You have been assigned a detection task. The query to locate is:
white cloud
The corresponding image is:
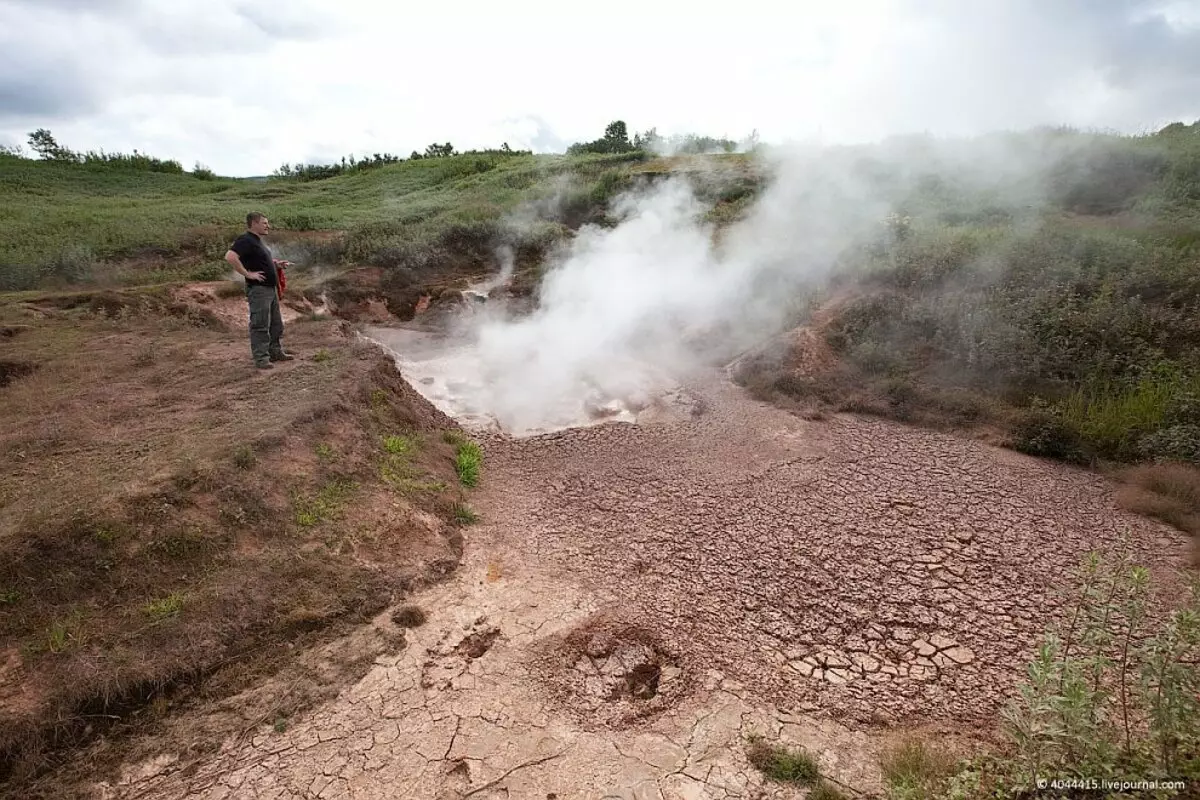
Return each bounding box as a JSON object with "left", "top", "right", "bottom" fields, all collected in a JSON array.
[{"left": 1, "top": 0, "right": 1197, "bottom": 175}]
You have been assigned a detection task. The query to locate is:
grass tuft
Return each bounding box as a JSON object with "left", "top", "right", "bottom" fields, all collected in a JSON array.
[
  {"left": 452, "top": 503, "right": 479, "bottom": 525},
  {"left": 454, "top": 440, "right": 483, "bottom": 487},
  {"left": 746, "top": 737, "right": 820, "bottom": 785},
  {"left": 880, "top": 738, "right": 959, "bottom": 799},
  {"left": 383, "top": 434, "right": 417, "bottom": 455}
]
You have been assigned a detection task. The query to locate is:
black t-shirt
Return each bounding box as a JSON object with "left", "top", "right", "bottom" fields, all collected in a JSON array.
[{"left": 230, "top": 232, "right": 277, "bottom": 288}]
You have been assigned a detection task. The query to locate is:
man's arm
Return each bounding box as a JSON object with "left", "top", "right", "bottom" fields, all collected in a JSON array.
[{"left": 225, "top": 249, "right": 265, "bottom": 282}]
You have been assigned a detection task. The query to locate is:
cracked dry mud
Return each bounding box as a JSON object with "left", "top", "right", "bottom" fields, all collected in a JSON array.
[{"left": 108, "top": 371, "right": 1191, "bottom": 800}]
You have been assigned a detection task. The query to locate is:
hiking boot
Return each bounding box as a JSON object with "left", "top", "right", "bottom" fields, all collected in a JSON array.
[
  {"left": 255, "top": 361, "right": 274, "bottom": 370},
  {"left": 269, "top": 351, "right": 295, "bottom": 362}
]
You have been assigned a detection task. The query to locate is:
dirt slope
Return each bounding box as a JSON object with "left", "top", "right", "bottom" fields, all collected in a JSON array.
[
  {"left": 0, "top": 287, "right": 474, "bottom": 796},
  {"left": 102, "top": 367, "right": 1191, "bottom": 799}
]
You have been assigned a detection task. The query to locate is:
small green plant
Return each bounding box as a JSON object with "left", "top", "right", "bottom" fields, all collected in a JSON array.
[
  {"left": 272, "top": 716, "right": 288, "bottom": 734},
  {"left": 313, "top": 348, "right": 333, "bottom": 363},
  {"left": 454, "top": 440, "right": 483, "bottom": 487},
  {"left": 315, "top": 443, "right": 335, "bottom": 462},
  {"left": 0, "top": 588, "right": 21, "bottom": 605},
  {"left": 746, "top": 737, "right": 820, "bottom": 785},
  {"left": 442, "top": 429, "right": 468, "bottom": 447},
  {"left": 370, "top": 389, "right": 389, "bottom": 409},
  {"left": 453, "top": 503, "right": 479, "bottom": 525},
  {"left": 144, "top": 592, "right": 185, "bottom": 623},
  {"left": 294, "top": 478, "right": 357, "bottom": 527},
  {"left": 233, "top": 445, "right": 256, "bottom": 470}
]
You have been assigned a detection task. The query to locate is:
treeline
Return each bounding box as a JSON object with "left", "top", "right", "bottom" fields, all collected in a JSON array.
[
  {"left": 272, "top": 142, "right": 532, "bottom": 181},
  {"left": 5, "top": 129, "right": 191, "bottom": 174},
  {"left": 566, "top": 120, "right": 760, "bottom": 155}
]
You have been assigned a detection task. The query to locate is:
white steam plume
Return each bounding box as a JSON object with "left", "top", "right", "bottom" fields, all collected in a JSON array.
[{"left": 386, "top": 131, "right": 1116, "bottom": 435}]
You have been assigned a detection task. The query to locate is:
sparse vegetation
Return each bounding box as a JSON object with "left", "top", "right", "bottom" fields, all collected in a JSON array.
[
  {"left": 881, "top": 738, "right": 960, "bottom": 799},
  {"left": 313, "top": 348, "right": 334, "bottom": 363},
  {"left": 294, "top": 478, "right": 357, "bottom": 527},
  {"left": 143, "top": 592, "right": 185, "bottom": 623},
  {"left": 1116, "top": 463, "right": 1200, "bottom": 548},
  {"left": 315, "top": 443, "right": 336, "bottom": 462},
  {"left": 452, "top": 503, "right": 479, "bottom": 525},
  {"left": 746, "top": 737, "right": 820, "bottom": 785},
  {"left": 233, "top": 445, "right": 256, "bottom": 469}
]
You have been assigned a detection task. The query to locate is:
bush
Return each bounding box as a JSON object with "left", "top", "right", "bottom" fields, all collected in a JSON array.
[
  {"left": 189, "top": 262, "right": 227, "bottom": 281},
  {"left": 1012, "top": 402, "right": 1087, "bottom": 463},
  {"left": 999, "top": 553, "right": 1200, "bottom": 791}
]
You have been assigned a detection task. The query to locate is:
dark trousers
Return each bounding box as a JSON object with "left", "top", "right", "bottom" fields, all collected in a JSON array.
[{"left": 247, "top": 284, "right": 284, "bottom": 364}]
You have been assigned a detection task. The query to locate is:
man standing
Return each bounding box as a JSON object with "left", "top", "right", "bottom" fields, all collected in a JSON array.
[{"left": 224, "top": 212, "right": 294, "bottom": 369}]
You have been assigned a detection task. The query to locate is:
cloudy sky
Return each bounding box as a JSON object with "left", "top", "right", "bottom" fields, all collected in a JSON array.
[{"left": 1, "top": 0, "right": 1198, "bottom": 176}]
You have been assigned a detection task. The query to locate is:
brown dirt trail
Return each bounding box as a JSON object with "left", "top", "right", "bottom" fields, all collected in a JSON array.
[{"left": 103, "top": 366, "right": 1191, "bottom": 800}]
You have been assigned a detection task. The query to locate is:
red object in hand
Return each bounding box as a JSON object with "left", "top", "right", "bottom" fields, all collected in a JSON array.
[{"left": 277, "top": 266, "right": 287, "bottom": 296}]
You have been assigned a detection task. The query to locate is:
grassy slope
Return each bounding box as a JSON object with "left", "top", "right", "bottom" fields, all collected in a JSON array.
[{"left": 0, "top": 152, "right": 645, "bottom": 290}]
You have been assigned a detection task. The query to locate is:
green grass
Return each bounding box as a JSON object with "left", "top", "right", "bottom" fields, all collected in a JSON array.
[
  {"left": 143, "top": 592, "right": 185, "bottom": 623},
  {"left": 312, "top": 348, "right": 333, "bottom": 363},
  {"left": 454, "top": 440, "right": 483, "bottom": 487},
  {"left": 383, "top": 434, "right": 417, "bottom": 455},
  {"left": 0, "top": 151, "right": 645, "bottom": 291},
  {"left": 293, "top": 478, "right": 357, "bottom": 527},
  {"left": 315, "top": 443, "right": 335, "bottom": 462}
]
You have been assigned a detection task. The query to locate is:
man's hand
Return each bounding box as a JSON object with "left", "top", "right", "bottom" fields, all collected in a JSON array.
[
  {"left": 245, "top": 271, "right": 266, "bottom": 282},
  {"left": 273, "top": 259, "right": 292, "bottom": 268}
]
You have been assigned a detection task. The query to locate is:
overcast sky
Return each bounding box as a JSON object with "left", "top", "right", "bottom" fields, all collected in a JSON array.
[{"left": 1, "top": 0, "right": 1198, "bottom": 176}]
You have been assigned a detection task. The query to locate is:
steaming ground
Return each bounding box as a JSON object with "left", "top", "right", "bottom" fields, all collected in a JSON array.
[
  {"left": 114, "top": 360, "right": 1191, "bottom": 799},
  {"left": 366, "top": 324, "right": 693, "bottom": 436}
]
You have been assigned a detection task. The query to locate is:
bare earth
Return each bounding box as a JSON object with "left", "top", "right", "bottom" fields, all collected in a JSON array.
[{"left": 103, "top": 366, "right": 1191, "bottom": 799}]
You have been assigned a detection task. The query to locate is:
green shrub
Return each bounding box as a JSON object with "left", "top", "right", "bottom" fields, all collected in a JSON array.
[
  {"left": 190, "top": 262, "right": 227, "bottom": 281},
  {"left": 1012, "top": 401, "right": 1087, "bottom": 464},
  {"left": 999, "top": 553, "right": 1200, "bottom": 791}
]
